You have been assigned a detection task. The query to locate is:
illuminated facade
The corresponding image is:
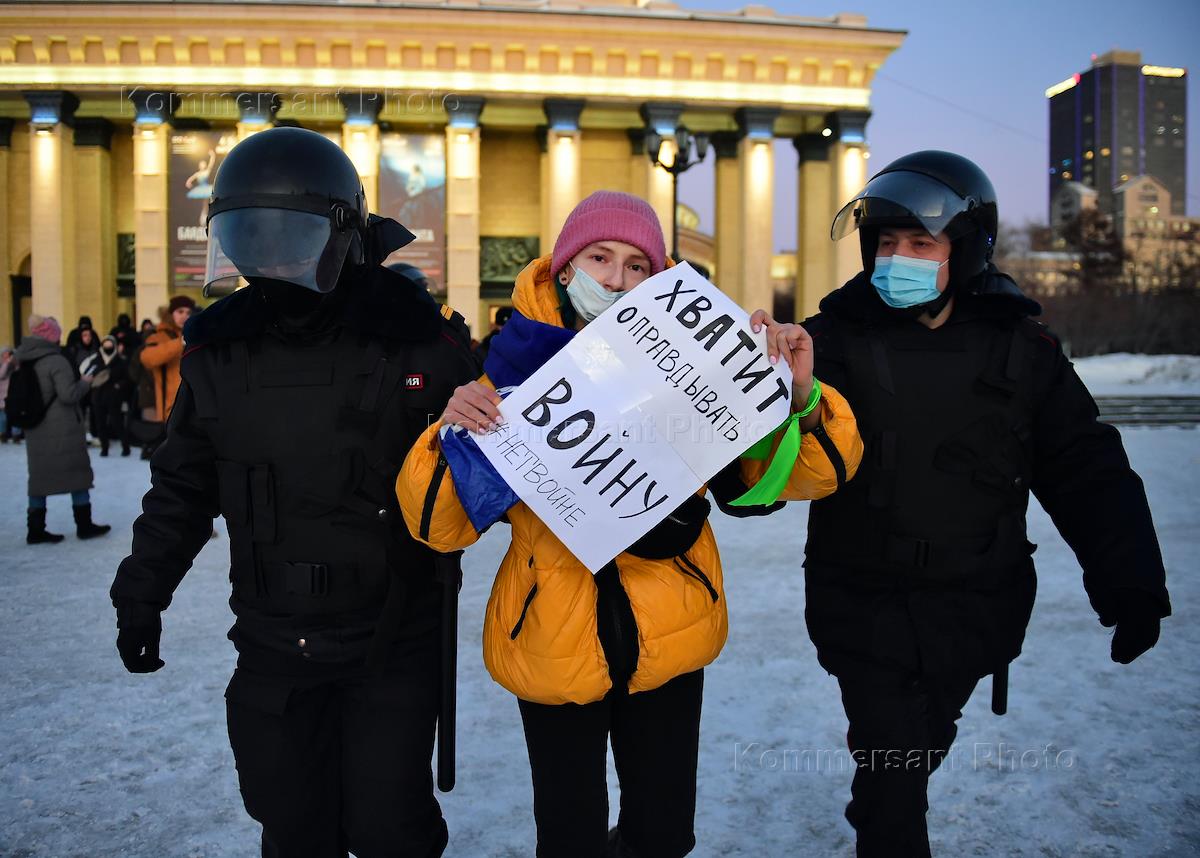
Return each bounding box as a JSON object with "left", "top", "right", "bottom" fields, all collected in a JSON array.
[
  {"left": 1046, "top": 50, "right": 1188, "bottom": 219},
  {"left": 1, "top": 0, "right": 903, "bottom": 343}
]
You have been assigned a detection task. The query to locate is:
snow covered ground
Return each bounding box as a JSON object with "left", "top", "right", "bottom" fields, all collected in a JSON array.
[
  {"left": 1072, "top": 353, "right": 1200, "bottom": 397},
  {"left": 1, "top": 423, "right": 1197, "bottom": 857}
]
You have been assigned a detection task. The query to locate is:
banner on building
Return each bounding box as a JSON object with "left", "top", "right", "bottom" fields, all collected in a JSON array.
[
  {"left": 474, "top": 263, "right": 794, "bottom": 571},
  {"left": 169, "top": 129, "right": 237, "bottom": 291},
  {"left": 379, "top": 133, "right": 446, "bottom": 292}
]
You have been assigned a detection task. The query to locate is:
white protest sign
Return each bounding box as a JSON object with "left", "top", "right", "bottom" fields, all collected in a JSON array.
[{"left": 473, "top": 263, "right": 793, "bottom": 572}]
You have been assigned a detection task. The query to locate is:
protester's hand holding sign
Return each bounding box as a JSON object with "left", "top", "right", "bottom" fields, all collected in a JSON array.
[
  {"left": 750, "top": 309, "right": 820, "bottom": 433},
  {"left": 442, "top": 380, "right": 503, "bottom": 433}
]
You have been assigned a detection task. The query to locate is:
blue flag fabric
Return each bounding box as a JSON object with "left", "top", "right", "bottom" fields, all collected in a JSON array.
[
  {"left": 443, "top": 312, "right": 575, "bottom": 532},
  {"left": 482, "top": 311, "right": 576, "bottom": 389},
  {"left": 439, "top": 424, "right": 521, "bottom": 533}
]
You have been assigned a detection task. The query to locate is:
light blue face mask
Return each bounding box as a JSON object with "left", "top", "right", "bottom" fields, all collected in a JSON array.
[
  {"left": 565, "top": 263, "right": 624, "bottom": 323},
  {"left": 871, "top": 254, "right": 947, "bottom": 308}
]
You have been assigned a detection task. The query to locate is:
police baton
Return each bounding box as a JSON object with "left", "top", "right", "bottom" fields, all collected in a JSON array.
[
  {"left": 434, "top": 550, "right": 463, "bottom": 792},
  {"left": 991, "top": 663, "right": 1009, "bottom": 716}
]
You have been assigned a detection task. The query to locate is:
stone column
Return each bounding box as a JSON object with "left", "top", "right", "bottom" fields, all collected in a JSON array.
[
  {"left": 541, "top": 99, "right": 584, "bottom": 256},
  {"left": 0, "top": 119, "right": 12, "bottom": 344},
  {"left": 73, "top": 118, "right": 116, "bottom": 332},
  {"left": 340, "top": 92, "right": 383, "bottom": 212},
  {"left": 637, "top": 103, "right": 683, "bottom": 243},
  {"left": 827, "top": 111, "right": 872, "bottom": 292},
  {"left": 734, "top": 107, "right": 779, "bottom": 314},
  {"left": 24, "top": 91, "right": 80, "bottom": 326},
  {"left": 626, "top": 128, "right": 649, "bottom": 206},
  {"left": 128, "top": 88, "right": 176, "bottom": 324},
  {"left": 794, "top": 132, "right": 835, "bottom": 320},
  {"left": 445, "top": 96, "right": 485, "bottom": 336},
  {"left": 711, "top": 131, "right": 742, "bottom": 298}
]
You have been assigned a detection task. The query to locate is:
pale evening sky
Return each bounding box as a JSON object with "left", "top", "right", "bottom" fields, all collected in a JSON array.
[{"left": 672, "top": 0, "right": 1199, "bottom": 252}]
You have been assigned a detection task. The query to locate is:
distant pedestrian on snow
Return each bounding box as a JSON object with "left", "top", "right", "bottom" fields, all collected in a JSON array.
[
  {"left": 69, "top": 327, "right": 100, "bottom": 375},
  {"left": 109, "top": 313, "right": 142, "bottom": 353},
  {"left": 472, "top": 304, "right": 512, "bottom": 365},
  {"left": 65, "top": 315, "right": 94, "bottom": 353},
  {"left": 14, "top": 314, "right": 110, "bottom": 544},
  {"left": 82, "top": 336, "right": 132, "bottom": 457},
  {"left": 1, "top": 345, "right": 17, "bottom": 442},
  {"left": 134, "top": 297, "right": 195, "bottom": 459},
  {"left": 139, "top": 296, "right": 195, "bottom": 423}
]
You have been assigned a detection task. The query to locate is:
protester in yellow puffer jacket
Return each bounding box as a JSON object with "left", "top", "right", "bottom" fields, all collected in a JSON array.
[{"left": 397, "top": 191, "right": 862, "bottom": 858}]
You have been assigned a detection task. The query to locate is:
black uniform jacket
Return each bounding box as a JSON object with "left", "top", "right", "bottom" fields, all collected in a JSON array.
[
  {"left": 801, "top": 268, "right": 1171, "bottom": 681},
  {"left": 111, "top": 267, "right": 479, "bottom": 675}
]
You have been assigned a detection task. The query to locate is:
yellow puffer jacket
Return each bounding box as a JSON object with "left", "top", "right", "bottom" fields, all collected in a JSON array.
[{"left": 398, "top": 255, "right": 863, "bottom": 705}]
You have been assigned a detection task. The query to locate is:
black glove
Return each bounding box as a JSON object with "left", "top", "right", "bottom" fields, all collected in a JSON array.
[
  {"left": 1101, "top": 590, "right": 1163, "bottom": 665},
  {"left": 115, "top": 601, "right": 165, "bottom": 673},
  {"left": 707, "top": 458, "right": 787, "bottom": 519}
]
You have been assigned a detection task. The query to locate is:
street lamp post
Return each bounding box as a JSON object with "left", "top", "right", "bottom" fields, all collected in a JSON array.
[{"left": 646, "top": 126, "right": 709, "bottom": 261}]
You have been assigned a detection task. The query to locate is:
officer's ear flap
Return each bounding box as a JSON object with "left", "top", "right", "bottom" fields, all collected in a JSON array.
[{"left": 365, "top": 215, "right": 417, "bottom": 266}]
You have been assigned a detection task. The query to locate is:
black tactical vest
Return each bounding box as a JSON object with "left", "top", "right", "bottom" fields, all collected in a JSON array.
[
  {"left": 185, "top": 324, "right": 454, "bottom": 662},
  {"left": 806, "top": 313, "right": 1041, "bottom": 578}
]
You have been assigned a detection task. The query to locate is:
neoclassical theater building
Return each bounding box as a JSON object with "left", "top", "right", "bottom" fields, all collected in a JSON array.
[{"left": 0, "top": 0, "right": 902, "bottom": 342}]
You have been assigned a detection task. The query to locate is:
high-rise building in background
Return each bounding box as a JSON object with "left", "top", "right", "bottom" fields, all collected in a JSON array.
[{"left": 1046, "top": 50, "right": 1187, "bottom": 219}]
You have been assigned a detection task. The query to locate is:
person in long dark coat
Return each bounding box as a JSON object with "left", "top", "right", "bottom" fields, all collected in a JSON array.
[
  {"left": 15, "top": 314, "right": 111, "bottom": 544},
  {"left": 82, "top": 335, "right": 132, "bottom": 457},
  {"left": 68, "top": 326, "right": 100, "bottom": 374},
  {"left": 0, "top": 345, "right": 16, "bottom": 442},
  {"left": 65, "top": 315, "right": 94, "bottom": 352},
  {"left": 109, "top": 313, "right": 142, "bottom": 354}
]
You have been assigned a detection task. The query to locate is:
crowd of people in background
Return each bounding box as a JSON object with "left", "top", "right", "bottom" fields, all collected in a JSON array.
[{"left": 2, "top": 297, "right": 199, "bottom": 544}]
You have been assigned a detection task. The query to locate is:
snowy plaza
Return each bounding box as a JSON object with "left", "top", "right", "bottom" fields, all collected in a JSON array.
[{"left": 1, "top": 393, "right": 1197, "bottom": 856}]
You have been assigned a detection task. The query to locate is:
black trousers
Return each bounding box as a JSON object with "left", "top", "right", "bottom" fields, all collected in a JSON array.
[
  {"left": 225, "top": 639, "right": 446, "bottom": 858},
  {"left": 838, "top": 672, "right": 980, "bottom": 858},
  {"left": 517, "top": 669, "right": 704, "bottom": 858},
  {"left": 93, "top": 400, "right": 129, "bottom": 454}
]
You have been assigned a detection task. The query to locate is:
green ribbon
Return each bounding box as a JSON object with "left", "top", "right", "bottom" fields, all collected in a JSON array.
[
  {"left": 728, "top": 413, "right": 802, "bottom": 507},
  {"left": 727, "top": 379, "right": 822, "bottom": 507}
]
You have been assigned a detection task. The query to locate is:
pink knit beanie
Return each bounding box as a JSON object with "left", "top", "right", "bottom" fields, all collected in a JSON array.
[
  {"left": 28, "top": 314, "right": 62, "bottom": 344},
  {"left": 551, "top": 191, "right": 667, "bottom": 280}
]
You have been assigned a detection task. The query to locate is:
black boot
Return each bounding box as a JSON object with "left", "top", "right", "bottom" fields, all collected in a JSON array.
[
  {"left": 27, "top": 509, "right": 65, "bottom": 545},
  {"left": 73, "top": 504, "right": 111, "bottom": 539}
]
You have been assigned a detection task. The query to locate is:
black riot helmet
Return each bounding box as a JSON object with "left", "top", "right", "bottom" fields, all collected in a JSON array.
[
  {"left": 384, "top": 261, "right": 430, "bottom": 292},
  {"left": 203, "top": 127, "right": 414, "bottom": 296},
  {"left": 831, "top": 150, "right": 999, "bottom": 288}
]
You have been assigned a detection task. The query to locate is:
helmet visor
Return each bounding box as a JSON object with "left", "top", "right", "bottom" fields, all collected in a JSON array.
[
  {"left": 831, "top": 171, "right": 974, "bottom": 241},
  {"left": 204, "top": 207, "right": 353, "bottom": 296}
]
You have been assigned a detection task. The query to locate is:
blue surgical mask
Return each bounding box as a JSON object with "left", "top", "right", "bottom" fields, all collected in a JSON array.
[
  {"left": 871, "top": 254, "right": 947, "bottom": 308},
  {"left": 565, "top": 263, "right": 623, "bottom": 323}
]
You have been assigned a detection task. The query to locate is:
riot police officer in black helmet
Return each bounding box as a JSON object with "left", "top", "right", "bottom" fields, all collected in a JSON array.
[
  {"left": 111, "top": 127, "right": 478, "bottom": 857},
  {"left": 755, "top": 150, "right": 1170, "bottom": 856},
  {"left": 829, "top": 148, "right": 1001, "bottom": 322}
]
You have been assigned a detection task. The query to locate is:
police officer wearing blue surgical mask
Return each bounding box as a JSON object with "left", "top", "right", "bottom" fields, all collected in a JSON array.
[{"left": 787, "top": 150, "right": 1170, "bottom": 857}]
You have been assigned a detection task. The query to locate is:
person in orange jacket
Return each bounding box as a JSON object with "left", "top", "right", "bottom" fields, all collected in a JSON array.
[
  {"left": 398, "top": 191, "right": 863, "bottom": 858},
  {"left": 139, "top": 295, "right": 195, "bottom": 423}
]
